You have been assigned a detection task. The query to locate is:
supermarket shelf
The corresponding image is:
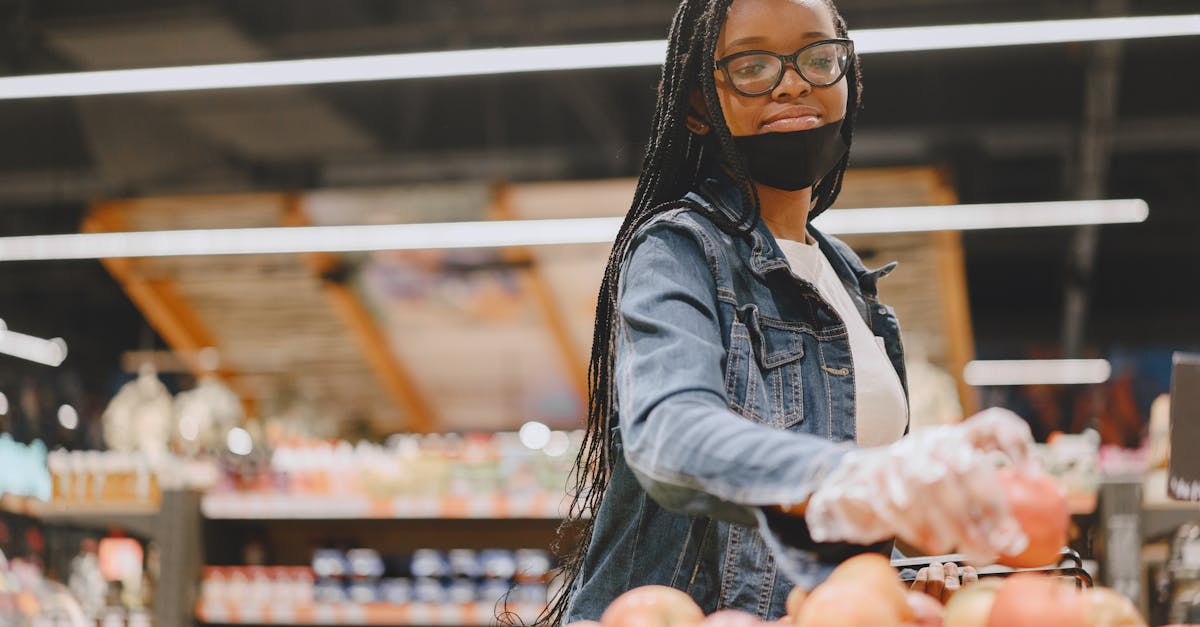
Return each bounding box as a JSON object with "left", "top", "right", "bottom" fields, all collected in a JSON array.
[
  {"left": 196, "top": 601, "right": 546, "bottom": 625},
  {"left": 202, "top": 493, "right": 568, "bottom": 520},
  {"left": 0, "top": 495, "right": 160, "bottom": 538}
]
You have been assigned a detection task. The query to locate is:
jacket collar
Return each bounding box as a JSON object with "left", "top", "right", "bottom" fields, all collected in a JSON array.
[{"left": 693, "top": 166, "right": 888, "bottom": 291}]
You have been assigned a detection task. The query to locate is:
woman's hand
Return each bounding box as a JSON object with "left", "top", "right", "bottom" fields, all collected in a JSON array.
[
  {"left": 804, "top": 408, "right": 1036, "bottom": 563},
  {"left": 958, "top": 407, "right": 1036, "bottom": 468},
  {"left": 910, "top": 562, "right": 978, "bottom": 604}
]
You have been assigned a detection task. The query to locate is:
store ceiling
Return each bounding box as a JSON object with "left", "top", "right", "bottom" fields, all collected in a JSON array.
[{"left": 0, "top": 0, "right": 1197, "bottom": 430}]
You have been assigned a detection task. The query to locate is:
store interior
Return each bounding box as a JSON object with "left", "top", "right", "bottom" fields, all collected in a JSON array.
[{"left": 0, "top": 0, "right": 1198, "bottom": 625}]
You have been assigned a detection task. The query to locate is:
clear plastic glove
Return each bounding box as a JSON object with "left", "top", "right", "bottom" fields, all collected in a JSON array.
[{"left": 804, "top": 408, "right": 1036, "bottom": 563}]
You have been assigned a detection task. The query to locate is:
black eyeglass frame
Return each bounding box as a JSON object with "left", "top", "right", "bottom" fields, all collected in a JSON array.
[{"left": 714, "top": 38, "right": 855, "bottom": 97}]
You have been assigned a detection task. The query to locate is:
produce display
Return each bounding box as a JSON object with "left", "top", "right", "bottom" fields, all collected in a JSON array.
[
  {"left": 578, "top": 556, "right": 1152, "bottom": 627},
  {"left": 571, "top": 468, "right": 1127, "bottom": 627}
]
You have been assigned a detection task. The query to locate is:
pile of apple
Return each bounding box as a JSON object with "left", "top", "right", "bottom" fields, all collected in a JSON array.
[
  {"left": 573, "top": 555, "right": 1147, "bottom": 627},
  {"left": 571, "top": 471, "right": 1156, "bottom": 627}
]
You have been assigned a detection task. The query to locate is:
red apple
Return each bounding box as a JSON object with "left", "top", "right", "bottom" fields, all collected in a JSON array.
[
  {"left": 906, "top": 590, "right": 944, "bottom": 627},
  {"left": 995, "top": 469, "right": 1070, "bottom": 568},
  {"left": 985, "top": 574, "right": 1085, "bottom": 627},
  {"left": 1084, "top": 587, "right": 1146, "bottom": 627},
  {"left": 601, "top": 585, "right": 704, "bottom": 627},
  {"left": 942, "top": 578, "right": 1002, "bottom": 627}
]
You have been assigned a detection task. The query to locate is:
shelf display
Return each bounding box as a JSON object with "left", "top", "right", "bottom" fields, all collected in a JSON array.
[
  {"left": 204, "top": 431, "right": 581, "bottom": 520},
  {"left": 44, "top": 449, "right": 218, "bottom": 513},
  {"left": 197, "top": 547, "right": 553, "bottom": 626}
]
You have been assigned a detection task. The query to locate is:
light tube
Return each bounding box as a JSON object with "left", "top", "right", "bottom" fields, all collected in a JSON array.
[
  {"left": 0, "top": 40, "right": 666, "bottom": 100},
  {"left": 816, "top": 199, "right": 1148, "bottom": 235},
  {"left": 852, "top": 14, "right": 1200, "bottom": 54},
  {"left": 0, "top": 15, "right": 1196, "bottom": 99},
  {"left": 0, "top": 324, "right": 68, "bottom": 367},
  {"left": 964, "top": 359, "right": 1112, "bottom": 386},
  {"left": 0, "top": 199, "right": 1147, "bottom": 261}
]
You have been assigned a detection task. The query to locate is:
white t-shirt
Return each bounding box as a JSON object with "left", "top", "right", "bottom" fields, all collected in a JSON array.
[{"left": 775, "top": 237, "right": 908, "bottom": 447}]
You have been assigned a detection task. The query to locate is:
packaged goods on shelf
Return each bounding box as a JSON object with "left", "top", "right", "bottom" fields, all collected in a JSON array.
[
  {"left": 203, "top": 430, "right": 583, "bottom": 519},
  {"left": 199, "top": 547, "right": 554, "bottom": 625},
  {"left": 44, "top": 449, "right": 217, "bottom": 510}
]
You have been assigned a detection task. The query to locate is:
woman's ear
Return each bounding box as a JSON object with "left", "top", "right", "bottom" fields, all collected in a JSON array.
[{"left": 685, "top": 89, "right": 712, "bottom": 136}]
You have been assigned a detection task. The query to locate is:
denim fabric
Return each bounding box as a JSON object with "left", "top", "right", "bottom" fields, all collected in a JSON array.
[{"left": 564, "top": 170, "right": 909, "bottom": 623}]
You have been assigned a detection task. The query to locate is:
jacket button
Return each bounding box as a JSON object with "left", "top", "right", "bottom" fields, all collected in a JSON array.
[{"left": 877, "top": 307, "right": 887, "bottom": 314}]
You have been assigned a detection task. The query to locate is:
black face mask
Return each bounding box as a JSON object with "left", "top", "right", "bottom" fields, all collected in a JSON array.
[{"left": 731, "top": 119, "right": 848, "bottom": 191}]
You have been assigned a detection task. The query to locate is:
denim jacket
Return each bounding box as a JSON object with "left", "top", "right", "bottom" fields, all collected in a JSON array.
[{"left": 563, "top": 169, "right": 910, "bottom": 622}]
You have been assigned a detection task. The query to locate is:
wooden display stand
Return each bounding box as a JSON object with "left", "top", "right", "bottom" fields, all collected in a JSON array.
[{"left": 84, "top": 166, "right": 980, "bottom": 434}]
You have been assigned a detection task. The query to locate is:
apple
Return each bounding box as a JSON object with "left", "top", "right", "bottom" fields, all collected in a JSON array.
[
  {"left": 905, "top": 590, "right": 944, "bottom": 627},
  {"left": 600, "top": 585, "right": 705, "bottom": 627},
  {"left": 995, "top": 469, "right": 1070, "bottom": 568},
  {"left": 1084, "top": 588, "right": 1146, "bottom": 627},
  {"left": 942, "top": 578, "right": 1002, "bottom": 627},
  {"left": 985, "top": 574, "right": 1085, "bottom": 627}
]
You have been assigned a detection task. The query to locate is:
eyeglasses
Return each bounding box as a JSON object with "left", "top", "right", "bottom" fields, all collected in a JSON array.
[{"left": 715, "top": 39, "right": 854, "bottom": 97}]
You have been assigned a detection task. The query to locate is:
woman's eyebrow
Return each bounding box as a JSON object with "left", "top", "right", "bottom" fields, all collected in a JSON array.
[{"left": 725, "top": 31, "right": 833, "bottom": 49}]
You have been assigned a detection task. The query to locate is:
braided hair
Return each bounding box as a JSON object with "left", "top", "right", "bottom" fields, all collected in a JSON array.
[{"left": 540, "top": 0, "right": 861, "bottom": 623}]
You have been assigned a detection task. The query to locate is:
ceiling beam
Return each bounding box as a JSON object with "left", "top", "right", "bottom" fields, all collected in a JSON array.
[
  {"left": 282, "top": 196, "right": 439, "bottom": 434},
  {"left": 81, "top": 200, "right": 258, "bottom": 416},
  {"left": 929, "top": 170, "right": 979, "bottom": 418},
  {"left": 489, "top": 184, "right": 589, "bottom": 411}
]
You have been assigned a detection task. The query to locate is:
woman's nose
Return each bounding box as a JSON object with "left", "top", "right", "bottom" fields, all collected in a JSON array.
[{"left": 772, "top": 65, "right": 812, "bottom": 100}]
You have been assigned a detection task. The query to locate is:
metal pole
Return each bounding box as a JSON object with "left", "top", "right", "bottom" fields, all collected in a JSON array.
[
  {"left": 154, "top": 490, "right": 203, "bottom": 627},
  {"left": 1062, "top": 0, "right": 1126, "bottom": 359}
]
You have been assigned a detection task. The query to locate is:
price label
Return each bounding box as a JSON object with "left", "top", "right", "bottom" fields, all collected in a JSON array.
[{"left": 1169, "top": 354, "right": 1200, "bottom": 501}]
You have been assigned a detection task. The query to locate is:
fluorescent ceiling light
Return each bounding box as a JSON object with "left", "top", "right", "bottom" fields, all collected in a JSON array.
[
  {"left": 0, "top": 323, "right": 68, "bottom": 367},
  {"left": 818, "top": 198, "right": 1148, "bottom": 235},
  {"left": 852, "top": 14, "right": 1200, "bottom": 54},
  {"left": 0, "top": 199, "right": 1147, "bottom": 261},
  {"left": 0, "top": 40, "right": 665, "bottom": 100},
  {"left": 964, "top": 359, "right": 1112, "bottom": 386},
  {"left": 0, "top": 15, "right": 1196, "bottom": 99}
]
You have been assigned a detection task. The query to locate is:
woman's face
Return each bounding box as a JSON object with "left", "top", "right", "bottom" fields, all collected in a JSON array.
[{"left": 713, "top": 0, "right": 849, "bottom": 137}]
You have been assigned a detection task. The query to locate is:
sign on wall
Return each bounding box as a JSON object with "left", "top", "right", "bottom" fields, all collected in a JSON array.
[{"left": 1168, "top": 353, "right": 1200, "bottom": 501}]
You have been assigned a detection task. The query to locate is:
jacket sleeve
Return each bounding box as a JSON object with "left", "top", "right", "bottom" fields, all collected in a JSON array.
[{"left": 614, "top": 214, "right": 852, "bottom": 527}]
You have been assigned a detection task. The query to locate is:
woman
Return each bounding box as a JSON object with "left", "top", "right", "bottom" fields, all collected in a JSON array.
[{"left": 545, "top": 0, "right": 1035, "bottom": 622}]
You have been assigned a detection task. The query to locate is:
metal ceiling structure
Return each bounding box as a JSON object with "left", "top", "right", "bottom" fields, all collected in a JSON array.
[{"left": 0, "top": 0, "right": 1196, "bottom": 429}]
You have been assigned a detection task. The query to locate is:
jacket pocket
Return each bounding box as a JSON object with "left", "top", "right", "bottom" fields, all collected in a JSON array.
[{"left": 725, "top": 304, "right": 804, "bottom": 430}]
